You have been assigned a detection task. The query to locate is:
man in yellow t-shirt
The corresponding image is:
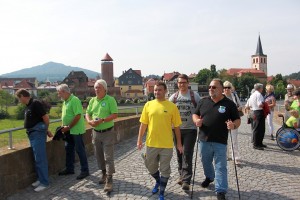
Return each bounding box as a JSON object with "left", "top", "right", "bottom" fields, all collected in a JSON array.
[{"left": 137, "top": 81, "right": 183, "bottom": 200}]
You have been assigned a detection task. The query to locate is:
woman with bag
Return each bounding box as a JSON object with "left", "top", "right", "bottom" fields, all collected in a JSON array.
[
  {"left": 223, "top": 81, "right": 242, "bottom": 165},
  {"left": 264, "top": 84, "right": 276, "bottom": 140}
]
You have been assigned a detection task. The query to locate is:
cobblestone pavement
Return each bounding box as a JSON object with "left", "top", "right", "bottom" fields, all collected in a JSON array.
[{"left": 7, "top": 117, "right": 300, "bottom": 200}]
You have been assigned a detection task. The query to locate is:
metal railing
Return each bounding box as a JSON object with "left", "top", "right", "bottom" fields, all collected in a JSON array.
[{"left": 0, "top": 106, "right": 143, "bottom": 151}]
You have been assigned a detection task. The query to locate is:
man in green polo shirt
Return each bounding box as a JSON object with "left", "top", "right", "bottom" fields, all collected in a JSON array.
[
  {"left": 85, "top": 79, "right": 118, "bottom": 192},
  {"left": 56, "top": 84, "right": 89, "bottom": 180}
]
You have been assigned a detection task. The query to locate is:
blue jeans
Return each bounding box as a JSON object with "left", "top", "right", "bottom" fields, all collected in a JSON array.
[
  {"left": 199, "top": 141, "right": 228, "bottom": 193},
  {"left": 65, "top": 134, "right": 89, "bottom": 173},
  {"left": 27, "top": 122, "right": 49, "bottom": 186}
]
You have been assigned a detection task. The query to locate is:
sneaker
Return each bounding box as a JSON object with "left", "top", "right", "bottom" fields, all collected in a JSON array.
[
  {"left": 159, "top": 194, "right": 164, "bottom": 200},
  {"left": 58, "top": 169, "right": 75, "bottom": 176},
  {"left": 76, "top": 172, "right": 89, "bottom": 180},
  {"left": 152, "top": 181, "right": 160, "bottom": 194},
  {"left": 253, "top": 146, "right": 264, "bottom": 150},
  {"left": 201, "top": 177, "right": 213, "bottom": 188},
  {"left": 176, "top": 176, "right": 183, "bottom": 185},
  {"left": 31, "top": 180, "right": 40, "bottom": 187},
  {"left": 182, "top": 182, "right": 190, "bottom": 191},
  {"left": 34, "top": 185, "right": 48, "bottom": 192},
  {"left": 104, "top": 175, "right": 113, "bottom": 192},
  {"left": 217, "top": 192, "right": 226, "bottom": 200}
]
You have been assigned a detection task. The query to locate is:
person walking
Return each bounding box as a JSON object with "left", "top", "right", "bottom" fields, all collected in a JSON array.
[
  {"left": 169, "top": 74, "right": 200, "bottom": 191},
  {"left": 264, "top": 84, "right": 276, "bottom": 140},
  {"left": 248, "top": 83, "right": 266, "bottom": 150},
  {"left": 15, "top": 89, "right": 53, "bottom": 192},
  {"left": 192, "top": 78, "right": 240, "bottom": 200},
  {"left": 85, "top": 79, "right": 118, "bottom": 193},
  {"left": 56, "top": 84, "right": 90, "bottom": 180},
  {"left": 284, "top": 84, "right": 295, "bottom": 121},
  {"left": 137, "top": 81, "right": 183, "bottom": 200},
  {"left": 222, "top": 81, "right": 242, "bottom": 165}
]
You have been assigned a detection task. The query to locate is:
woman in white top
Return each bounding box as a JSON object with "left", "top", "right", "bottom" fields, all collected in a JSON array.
[{"left": 223, "top": 81, "right": 242, "bottom": 165}]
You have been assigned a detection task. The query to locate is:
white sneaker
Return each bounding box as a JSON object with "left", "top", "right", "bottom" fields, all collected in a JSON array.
[
  {"left": 34, "top": 185, "right": 48, "bottom": 192},
  {"left": 31, "top": 180, "right": 40, "bottom": 187}
]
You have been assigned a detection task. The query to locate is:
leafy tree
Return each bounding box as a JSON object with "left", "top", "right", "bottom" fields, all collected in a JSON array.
[
  {"left": 15, "top": 104, "right": 26, "bottom": 120},
  {"left": 236, "top": 73, "right": 259, "bottom": 99},
  {"left": 193, "top": 68, "right": 211, "bottom": 85},
  {"left": 0, "top": 90, "right": 14, "bottom": 112},
  {"left": 273, "top": 80, "right": 286, "bottom": 100},
  {"left": 218, "top": 69, "right": 232, "bottom": 82}
]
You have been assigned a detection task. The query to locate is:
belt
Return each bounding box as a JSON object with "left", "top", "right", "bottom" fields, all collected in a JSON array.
[{"left": 94, "top": 127, "right": 113, "bottom": 133}]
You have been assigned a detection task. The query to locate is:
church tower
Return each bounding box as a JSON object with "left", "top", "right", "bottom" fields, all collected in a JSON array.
[
  {"left": 251, "top": 35, "right": 267, "bottom": 75},
  {"left": 101, "top": 53, "right": 114, "bottom": 87}
]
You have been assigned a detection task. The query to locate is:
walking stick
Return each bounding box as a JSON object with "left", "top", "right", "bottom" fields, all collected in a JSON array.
[
  {"left": 191, "top": 127, "right": 199, "bottom": 199},
  {"left": 229, "top": 129, "right": 241, "bottom": 200}
]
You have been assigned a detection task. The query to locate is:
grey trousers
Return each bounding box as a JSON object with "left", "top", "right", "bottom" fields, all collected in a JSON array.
[{"left": 92, "top": 129, "right": 115, "bottom": 175}]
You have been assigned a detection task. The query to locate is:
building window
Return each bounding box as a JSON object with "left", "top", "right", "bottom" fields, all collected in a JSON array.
[
  {"left": 256, "top": 58, "right": 258, "bottom": 63},
  {"left": 253, "top": 58, "right": 255, "bottom": 63}
]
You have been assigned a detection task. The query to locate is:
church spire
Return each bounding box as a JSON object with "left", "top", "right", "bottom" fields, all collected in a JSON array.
[{"left": 255, "top": 35, "right": 265, "bottom": 56}]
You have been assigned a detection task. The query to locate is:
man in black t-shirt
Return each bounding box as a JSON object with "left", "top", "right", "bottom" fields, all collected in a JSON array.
[
  {"left": 15, "top": 89, "right": 53, "bottom": 192},
  {"left": 192, "top": 79, "right": 240, "bottom": 200}
]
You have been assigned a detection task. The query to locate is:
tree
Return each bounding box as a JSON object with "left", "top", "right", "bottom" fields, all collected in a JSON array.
[
  {"left": 193, "top": 68, "right": 211, "bottom": 85},
  {"left": 0, "top": 90, "right": 14, "bottom": 112},
  {"left": 236, "top": 73, "right": 259, "bottom": 99}
]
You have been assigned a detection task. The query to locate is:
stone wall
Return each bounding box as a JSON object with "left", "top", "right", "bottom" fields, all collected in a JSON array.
[{"left": 0, "top": 115, "right": 140, "bottom": 199}]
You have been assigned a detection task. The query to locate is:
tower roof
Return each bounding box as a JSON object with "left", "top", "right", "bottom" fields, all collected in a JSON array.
[
  {"left": 255, "top": 35, "right": 265, "bottom": 56},
  {"left": 101, "top": 53, "right": 113, "bottom": 61}
]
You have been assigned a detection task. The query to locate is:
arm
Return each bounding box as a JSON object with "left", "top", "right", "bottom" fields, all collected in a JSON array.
[
  {"left": 192, "top": 114, "right": 203, "bottom": 127},
  {"left": 92, "top": 113, "right": 118, "bottom": 127},
  {"left": 226, "top": 119, "right": 241, "bottom": 130},
  {"left": 42, "top": 114, "right": 53, "bottom": 137},
  {"left": 174, "top": 126, "right": 183, "bottom": 154},
  {"left": 137, "top": 123, "right": 148, "bottom": 150},
  {"left": 61, "top": 114, "right": 81, "bottom": 132}
]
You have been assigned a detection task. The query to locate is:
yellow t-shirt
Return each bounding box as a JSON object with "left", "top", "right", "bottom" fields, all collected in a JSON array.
[{"left": 140, "top": 99, "right": 182, "bottom": 148}]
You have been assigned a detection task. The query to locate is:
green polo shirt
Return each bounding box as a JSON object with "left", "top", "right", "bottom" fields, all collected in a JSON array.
[
  {"left": 62, "top": 94, "right": 85, "bottom": 135},
  {"left": 86, "top": 95, "right": 118, "bottom": 130}
]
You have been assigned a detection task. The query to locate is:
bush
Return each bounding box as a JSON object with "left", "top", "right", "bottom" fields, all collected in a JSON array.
[
  {"left": 119, "top": 99, "right": 125, "bottom": 104},
  {"left": 0, "top": 109, "right": 10, "bottom": 119},
  {"left": 15, "top": 104, "right": 26, "bottom": 120},
  {"left": 133, "top": 98, "right": 139, "bottom": 103}
]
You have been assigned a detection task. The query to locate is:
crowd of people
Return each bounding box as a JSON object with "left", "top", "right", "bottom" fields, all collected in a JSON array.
[{"left": 15, "top": 78, "right": 300, "bottom": 200}]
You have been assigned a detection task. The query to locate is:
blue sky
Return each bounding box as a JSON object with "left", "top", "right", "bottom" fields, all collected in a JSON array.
[{"left": 0, "top": 0, "right": 299, "bottom": 77}]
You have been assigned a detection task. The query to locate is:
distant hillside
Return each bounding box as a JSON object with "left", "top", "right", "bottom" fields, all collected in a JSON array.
[
  {"left": 0, "top": 62, "right": 100, "bottom": 82},
  {"left": 285, "top": 71, "right": 300, "bottom": 80}
]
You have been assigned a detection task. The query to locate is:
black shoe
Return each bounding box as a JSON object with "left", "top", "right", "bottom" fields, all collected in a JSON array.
[
  {"left": 182, "top": 182, "right": 190, "bottom": 191},
  {"left": 271, "top": 134, "right": 275, "bottom": 140},
  {"left": 76, "top": 172, "right": 89, "bottom": 180},
  {"left": 217, "top": 192, "right": 226, "bottom": 200},
  {"left": 253, "top": 146, "right": 264, "bottom": 150},
  {"left": 58, "top": 169, "right": 75, "bottom": 176},
  {"left": 261, "top": 144, "right": 267, "bottom": 148},
  {"left": 201, "top": 177, "right": 213, "bottom": 188}
]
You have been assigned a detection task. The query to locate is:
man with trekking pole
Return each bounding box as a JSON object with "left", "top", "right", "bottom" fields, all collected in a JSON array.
[
  {"left": 192, "top": 78, "right": 240, "bottom": 200},
  {"left": 169, "top": 74, "right": 201, "bottom": 191}
]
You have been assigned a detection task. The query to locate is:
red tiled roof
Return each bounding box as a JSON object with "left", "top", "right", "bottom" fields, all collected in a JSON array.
[
  {"left": 163, "top": 71, "right": 180, "bottom": 81},
  {"left": 101, "top": 53, "right": 113, "bottom": 61},
  {"left": 267, "top": 76, "right": 274, "bottom": 82},
  {"left": 226, "top": 68, "right": 245, "bottom": 76},
  {"left": 189, "top": 73, "right": 197, "bottom": 78},
  {"left": 134, "top": 70, "right": 142, "bottom": 76},
  {"left": 288, "top": 79, "right": 300, "bottom": 88}
]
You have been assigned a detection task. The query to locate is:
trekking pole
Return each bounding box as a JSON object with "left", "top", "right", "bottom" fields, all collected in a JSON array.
[
  {"left": 191, "top": 127, "right": 199, "bottom": 199},
  {"left": 229, "top": 129, "right": 241, "bottom": 200}
]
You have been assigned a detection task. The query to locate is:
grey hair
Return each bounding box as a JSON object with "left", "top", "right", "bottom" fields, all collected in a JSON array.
[
  {"left": 94, "top": 79, "right": 107, "bottom": 92},
  {"left": 254, "top": 83, "right": 263, "bottom": 90},
  {"left": 56, "top": 84, "right": 70, "bottom": 93}
]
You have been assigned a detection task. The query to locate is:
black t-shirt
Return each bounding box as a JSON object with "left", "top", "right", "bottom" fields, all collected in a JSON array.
[
  {"left": 194, "top": 96, "right": 240, "bottom": 144},
  {"left": 24, "top": 98, "right": 47, "bottom": 129}
]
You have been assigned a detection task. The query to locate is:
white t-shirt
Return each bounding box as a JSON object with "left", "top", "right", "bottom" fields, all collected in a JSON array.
[{"left": 248, "top": 90, "right": 264, "bottom": 111}]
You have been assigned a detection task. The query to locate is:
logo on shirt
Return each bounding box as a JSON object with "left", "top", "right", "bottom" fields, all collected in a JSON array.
[
  {"left": 218, "top": 106, "right": 226, "bottom": 113},
  {"left": 101, "top": 102, "right": 106, "bottom": 107}
]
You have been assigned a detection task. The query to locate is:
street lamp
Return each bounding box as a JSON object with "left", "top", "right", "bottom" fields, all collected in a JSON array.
[{"left": 246, "top": 85, "right": 250, "bottom": 99}]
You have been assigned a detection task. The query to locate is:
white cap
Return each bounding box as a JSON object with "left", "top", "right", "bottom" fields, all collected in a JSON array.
[{"left": 286, "top": 84, "right": 294, "bottom": 90}]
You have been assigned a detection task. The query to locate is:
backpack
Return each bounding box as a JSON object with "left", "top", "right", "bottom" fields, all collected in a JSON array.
[{"left": 173, "top": 90, "right": 197, "bottom": 107}]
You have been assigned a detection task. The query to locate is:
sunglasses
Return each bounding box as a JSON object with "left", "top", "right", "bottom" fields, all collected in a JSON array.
[
  {"left": 209, "top": 86, "right": 217, "bottom": 89},
  {"left": 224, "top": 87, "right": 231, "bottom": 89}
]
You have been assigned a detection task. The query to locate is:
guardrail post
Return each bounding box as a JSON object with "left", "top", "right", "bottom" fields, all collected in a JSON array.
[
  {"left": 135, "top": 107, "right": 138, "bottom": 115},
  {"left": 8, "top": 131, "right": 15, "bottom": 150}
]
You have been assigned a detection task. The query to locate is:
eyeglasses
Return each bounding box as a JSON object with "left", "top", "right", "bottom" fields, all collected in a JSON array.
[
  {"left": 178, "top": 82, "right": 188, "bottom": 84},
  {"left": 224, "top": 87, "right": 231, "bottom": 89},
  {"left": 209, "top": 86, "right": 217, "bottom": 89}
]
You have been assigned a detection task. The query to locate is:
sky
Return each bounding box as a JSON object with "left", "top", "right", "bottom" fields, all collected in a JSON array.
[{"left": 0, "top": 0, "right": 300, "bottom": 77}]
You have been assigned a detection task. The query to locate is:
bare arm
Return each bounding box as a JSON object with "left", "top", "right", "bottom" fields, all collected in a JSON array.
[
  {"left": 42, "top": 114, "right": 53, "bottom": 137},
  {"left": 226, "top": 119, "right": 241, "bottom": 130},
  {"left": 192, "top": 114, "right": 203, "bottom": 127},
  {"left": 137, "top": 123, "right": 148, "bottom": 150},
  {"left": 61, "top": 114, "right": 81, "bottom": 132}
]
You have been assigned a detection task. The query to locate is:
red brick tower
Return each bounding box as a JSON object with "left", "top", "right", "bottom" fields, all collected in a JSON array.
[{"left": 101, "top": 53, "right": 114, "bottom": 87}]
